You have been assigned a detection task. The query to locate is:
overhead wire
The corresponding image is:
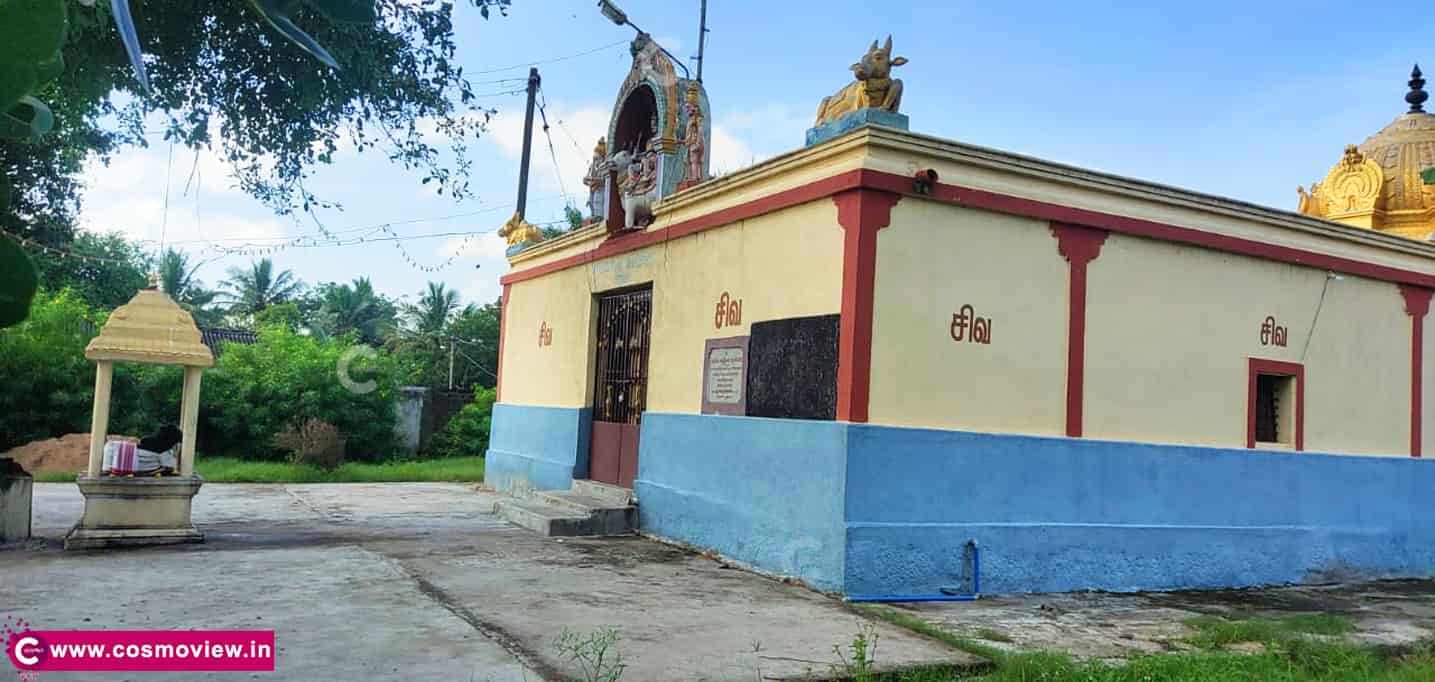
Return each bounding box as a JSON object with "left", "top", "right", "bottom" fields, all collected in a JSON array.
[
  {"left": 536, "top": 87, "right": 571, "bottom": 207},
  {"left": 468, "top": 39, "right": 627, "bottom": 76},
  {"left": 158, "top": 140, "right": 174, "bottom": 254}
]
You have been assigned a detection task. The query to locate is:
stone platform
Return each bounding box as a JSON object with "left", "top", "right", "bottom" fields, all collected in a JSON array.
[
  {"left": 806, "top": 108, "right": 910, "bottom": 146},
  {"left": 0, "top": 458, "right": 32, "bottom": 543},
  {"left": 64, "top": 475, "right": 203, "bottom": 550}
]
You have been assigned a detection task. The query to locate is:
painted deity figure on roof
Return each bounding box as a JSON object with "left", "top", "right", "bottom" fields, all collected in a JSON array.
[
  {"left": 681, "top": 83, "right": 706, "bottom": 189},
  {"left": 583, "top": 137, "right": 609, "bottom": 222},
  {"left": 600, "top": 32, "right": 711, "bottom": 229}
]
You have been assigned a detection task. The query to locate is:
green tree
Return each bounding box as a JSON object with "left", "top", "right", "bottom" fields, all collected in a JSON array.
[
  {"left": 1, "top": 0, "right": 514, "bottom": 326},
  {"left": 445, "top": 297, "right": 500, "bottom": 389},
  {"left": 202, "top": 324, "right": 398, "bottom": 461},
  {"left": 404, "top": 281, "right": 459, "bottom": 337},
  {"left": 312, "top": 277, "right": 396, "bottom": 346},
  {"left": 220, "top": 258, "right": 302, "bottom": 319},
  {"left": 425, "top": 386, "right": 496, "bottom": 457},
  {"left": 252, "top": 301, "right": 304, "bottom": 332},
  {"left": 0, "top": 290, "right": 103, "bottom": 449},
  {"left": 32, "top": 231, "right": 149, "bottom": 309},
  {"left": 157, "top": 248, "right": 221, "bottom": 327}
]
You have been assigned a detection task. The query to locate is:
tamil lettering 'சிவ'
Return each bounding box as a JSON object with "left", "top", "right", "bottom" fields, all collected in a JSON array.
[{"left": 950, "top": 304, "right": 992, "bottom": 345}]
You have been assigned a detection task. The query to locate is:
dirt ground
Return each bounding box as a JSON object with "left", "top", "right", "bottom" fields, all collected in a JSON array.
[
  {"left": 884, "top": 580, "right": 1435, "bottom": 661},
  {"left": 2, "top": 433, "right": 135, "bottom": 475}
]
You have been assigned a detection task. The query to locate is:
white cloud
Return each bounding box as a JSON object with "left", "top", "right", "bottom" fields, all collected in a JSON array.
[
  {"left": 432, "top": 233, "right": 507, "bottom": 304},
  {"left": 652, "top": 36, "right": 683, "bottom": 55},
  {"left": 484, "top": 101, "right": 610, "bottom": 205},
  {"left": 720, "top": 104, "right": 812, "bottom": 137},
  {"left": 78, "top": 130, "right": 285, "bottom": 254},
  {"left": 437, "top": 232, "right": 507, "bottom": 262},
  {"left": 710, "top": 124, "right": 763, "bottom": 176}
]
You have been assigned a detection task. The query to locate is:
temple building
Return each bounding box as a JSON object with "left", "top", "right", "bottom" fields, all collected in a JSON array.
[
  {"left": 1297, "top": 66, "right": 1435, "bottom": 239},
  {"left": 489, "top": 39, "right": 1435, "bottom": 597}
]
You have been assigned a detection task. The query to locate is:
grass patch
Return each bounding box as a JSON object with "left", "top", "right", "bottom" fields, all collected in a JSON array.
[
  {"left": 853, "top": 604, "right": 1435, "bottom": 682},
  {"left": 973, "top": 628, "right": 1013, "bottom": 644},
  {"left": 32, "top": 456, "right": 485, "bottom": 483},
  {"left": 1184, "top": 613, "right": 1355, "bottom": 649}
]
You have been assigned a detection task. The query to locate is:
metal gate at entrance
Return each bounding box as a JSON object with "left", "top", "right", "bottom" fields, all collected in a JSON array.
[{"left": 589, "top": 286, "right": 652, "bottom": 488}]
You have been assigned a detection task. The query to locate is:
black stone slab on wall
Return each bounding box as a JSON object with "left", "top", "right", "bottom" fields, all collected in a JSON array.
[{"left": 745, "top": 314, "right": 839, "bottom": 421}]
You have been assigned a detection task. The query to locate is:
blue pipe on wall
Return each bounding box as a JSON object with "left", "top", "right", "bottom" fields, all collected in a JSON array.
[{"left": 846, "top": 540, "right": 981, "bottom": 603}]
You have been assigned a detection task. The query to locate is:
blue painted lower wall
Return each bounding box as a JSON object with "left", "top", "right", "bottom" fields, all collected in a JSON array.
[
  {"left": 844, "top": 426, "right": 1435, "bottom": 595},
  {"left": 490, "top": 407, "right": 1435, "bottom": 595},
  {"left": 634, "top": 413, "right": 848, "bottom": 592},
  {"left": 485, "top": 403, "right": 591, "bottom": 492}
]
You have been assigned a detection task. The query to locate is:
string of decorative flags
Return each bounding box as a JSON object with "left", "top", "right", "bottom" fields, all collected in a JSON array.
[
  {"left": 3, "top": 231, "right": 135, "bottom": 266},
  {"left": 4, "top": 216, "right": 571, "bottom": 274}
]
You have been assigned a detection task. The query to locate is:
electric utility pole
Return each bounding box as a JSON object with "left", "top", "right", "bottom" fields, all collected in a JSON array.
[
  {"left": 695, "top": 0, "right": 708, "bottom": 82},
  {"left": 516, "top": 67, "right": 541, "bottom": 219}
]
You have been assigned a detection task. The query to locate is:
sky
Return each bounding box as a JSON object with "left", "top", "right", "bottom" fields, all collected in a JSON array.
[{"left": 74, "top": 0, "right": 1433, "bottom": 309}]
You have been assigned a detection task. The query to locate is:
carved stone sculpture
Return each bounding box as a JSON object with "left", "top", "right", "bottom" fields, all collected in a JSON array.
[
  {"left": 498, "top": 211, "right": 544, "bottom": 249},
  {"left": 583, "top": 137, "right": 609, "bottom": 222},
  {"left": 814, "top": 36, "right": 908, "bottom": 127},
  {"left": 612, "top": 139, "right": 661, "bottom": 229},
  {"left": 680, "top": 83, "right": 706, "bottom": 189}
]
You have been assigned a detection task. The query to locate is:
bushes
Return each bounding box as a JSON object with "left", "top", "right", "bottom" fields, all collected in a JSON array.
[
  {"left": 0, "top": 291, "right": 103, "bottom": 450},
  {"left": 425, "top": 386, "right": 496, "bottom": 458},
  {"left": 202, "top": 326, "right": 398, "bottom": 461},
  {"left": 0, "top": 292, "right": 403, "bottom": 462}
]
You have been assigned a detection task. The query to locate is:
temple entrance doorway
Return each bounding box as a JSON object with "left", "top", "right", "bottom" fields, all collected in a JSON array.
[{"left": 588, "top": 285, "right": 652, "bottom": 489}]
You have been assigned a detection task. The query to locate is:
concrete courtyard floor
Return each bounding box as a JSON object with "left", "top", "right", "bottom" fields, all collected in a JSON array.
[{"left": 1, "top": 482, "right": 976, "bottom": 681}]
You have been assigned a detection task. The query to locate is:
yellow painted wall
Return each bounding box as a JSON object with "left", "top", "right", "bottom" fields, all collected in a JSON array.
[
  {"left": 500, "top": 199, "right": 844, "bottom": 413},
  {"left": 1084, "top": 234, "right": 1410, "bottom": 456},
  {"left": 868, "top": 200, "right": 1068, "bottom": 434},
  {"left": 499, "top": 265, "right": 594, "bottom": 408},
  {"left": 644, "top": 200, "right": 844, "bottom": 413}
]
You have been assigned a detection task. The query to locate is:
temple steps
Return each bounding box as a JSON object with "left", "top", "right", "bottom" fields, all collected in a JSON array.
[{"left": 494, "top": 481, "right": 636, "bottom": 537}]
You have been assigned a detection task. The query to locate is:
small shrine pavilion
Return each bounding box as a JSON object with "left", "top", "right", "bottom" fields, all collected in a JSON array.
[{"left": 65, "top": 282, "right": 212, "bottom": 549}]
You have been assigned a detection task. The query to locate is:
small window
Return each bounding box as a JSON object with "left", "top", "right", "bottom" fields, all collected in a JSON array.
[
  {"left": 1247, "top": 359, "right": 1304, "bottom": 450},
  {"left": 1254, "top": 373, "right": 1296, "bottom": 447}
]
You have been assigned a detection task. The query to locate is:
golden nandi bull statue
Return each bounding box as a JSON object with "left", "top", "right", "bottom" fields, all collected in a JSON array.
[{"left": 814, "top": 36, "right": 908, "bottom": 127}]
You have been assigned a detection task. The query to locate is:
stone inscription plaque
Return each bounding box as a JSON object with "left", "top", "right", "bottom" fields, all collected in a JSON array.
[{"left": 701, "top": 336, "right": 749, "bottom": 416}]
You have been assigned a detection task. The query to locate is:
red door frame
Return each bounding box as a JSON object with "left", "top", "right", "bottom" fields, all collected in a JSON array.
[{"left": 588, "top": 285, "right": 652, "bottom": 489}]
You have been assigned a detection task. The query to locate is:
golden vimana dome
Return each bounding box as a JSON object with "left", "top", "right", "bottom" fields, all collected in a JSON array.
[{"left": 1298, "top": 65, "right": 1435, "bottom": 240}]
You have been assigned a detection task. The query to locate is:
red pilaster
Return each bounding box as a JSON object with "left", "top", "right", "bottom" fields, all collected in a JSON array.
[
  {"left": 1400, "top": 285, "right": 1432, "bottom": 457},
  {"left": 1050, "top": 223, "right": 1109, "bottom": 438},
  {"left": 833, "top": 189, "right": 901, "bottom": 423},
  {"left": 496, "top": 283, "right": 511, "bottom": 402}
]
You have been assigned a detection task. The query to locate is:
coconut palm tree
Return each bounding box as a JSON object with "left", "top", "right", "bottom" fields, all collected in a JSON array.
[
  {"left": 220, "top": 258, "right": 303, "bottom": 318},
  {"left": 405, "top": 281, "right": 460, "bottom": 337},
  {"left": 157, "top": 249, "right": 221, "bottom": 327},
  {"left": 315, "top": 277, "right": 396, "bottom": 345}
]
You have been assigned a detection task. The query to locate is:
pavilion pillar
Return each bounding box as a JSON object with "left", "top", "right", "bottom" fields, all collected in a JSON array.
[
  {"left": 87, "top": 360, "right": 114, "bottom": 477},
  {"left": 179, "top": 367, "right": 203, "bottom": 476}
]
